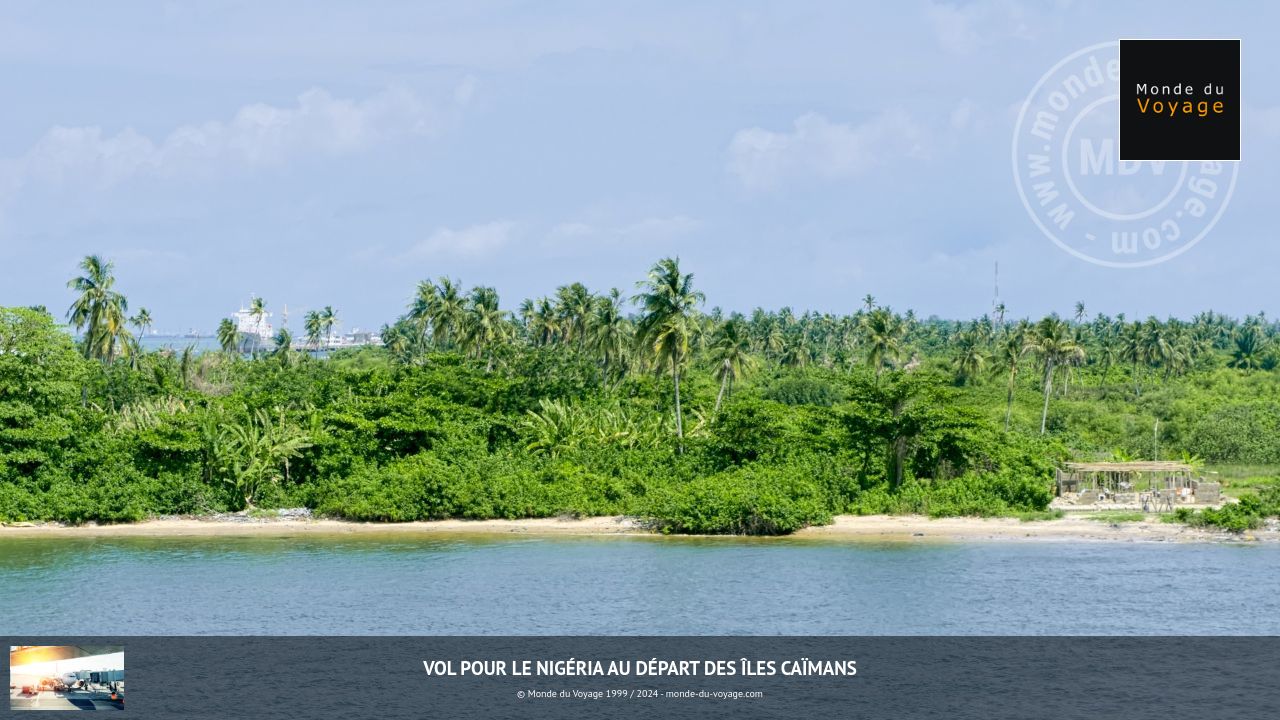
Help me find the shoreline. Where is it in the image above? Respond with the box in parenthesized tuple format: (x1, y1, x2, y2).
(1, 514, 1274, 543)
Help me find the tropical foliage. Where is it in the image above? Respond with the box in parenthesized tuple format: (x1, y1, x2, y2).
(3, 255, 1280, 533)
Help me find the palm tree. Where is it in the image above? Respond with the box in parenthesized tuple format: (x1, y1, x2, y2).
(320, 306, 338, 349)
(462, 286, 511, 370)
(217, 318, 240, 354)
(526, 297, 559, 346)
(179, 345, 194, 389)
(709, 318, 756, 413)
(408, 279, 437, 345)
(588, 289, 629, 379)
(1094, 321, 1120, 388)
(66, 254, 132, 362)
(1119, 321, 1149, 395)
(1228, 324, 1270, 370)
(1073, 301, 1087, 324)
(952, 329, 988, 385)
(1025, 316, 1084, 434)
(248, 297, 267, 353)
(379, 323, 409, 358)
(555, 282, 595, 346)
(997, 322, 1028, 430)
(130, 307, 153, 337)
(303, 310, 324, 351)
(431, 278, 466, 348)
(859, 307, 906, 382)
(271, 328, 296, 366)
(633, 257, 704, 447)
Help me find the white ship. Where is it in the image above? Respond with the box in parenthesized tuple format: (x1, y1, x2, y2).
(233, 299, 273, 348)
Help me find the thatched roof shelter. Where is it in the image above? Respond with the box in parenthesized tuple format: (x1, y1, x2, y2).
(1056, 460, 1199, 499)
(1063, 461, 1192, 473)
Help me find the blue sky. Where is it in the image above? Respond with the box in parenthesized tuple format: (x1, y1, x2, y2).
(1, 1, 1277, 334)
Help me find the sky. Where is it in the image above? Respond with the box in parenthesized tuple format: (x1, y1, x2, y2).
(1, 1, 1277, 334)
(10, 650, 124, 680)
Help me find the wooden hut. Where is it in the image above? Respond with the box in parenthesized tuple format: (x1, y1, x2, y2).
(1055, 461, 1213, 509)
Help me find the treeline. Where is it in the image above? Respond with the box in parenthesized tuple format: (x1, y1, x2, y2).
(2, 255, 1280, 532)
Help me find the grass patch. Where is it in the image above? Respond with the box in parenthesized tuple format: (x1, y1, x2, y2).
(1084, 511, 1148, 523)
(1203, 465, 1280, 498)
(1011, 510, 1064, 522)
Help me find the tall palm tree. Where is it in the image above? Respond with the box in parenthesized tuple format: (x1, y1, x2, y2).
(248, 297, 267, 353)
(462, 286, 511, 370)
(320, 306, 338, 348)
(859, 307, 906, 382)
(408, 279, 438, 346)
(303, 310, 324, 351)
(66, 254, 131, 362)
(588, 289, 629, 379)
(997, 322, 1029, 430)
(217, 318, 240, 354)
(633, 257, 704, 447)
(1119, 321, 1149, 395)
(1094, 320, 1120, 388)
(709, 318, 756, 413)
(555, 282, 595, 346)
(431, 278, 466, 348)
(1025, 316, 1084, 434)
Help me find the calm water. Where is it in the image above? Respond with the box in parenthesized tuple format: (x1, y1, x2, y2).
(1, 535, 1277, 635)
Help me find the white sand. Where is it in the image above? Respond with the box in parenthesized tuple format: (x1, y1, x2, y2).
(1, 513, 1273, 542)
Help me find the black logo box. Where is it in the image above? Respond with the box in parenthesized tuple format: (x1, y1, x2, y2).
(1119, 39, 1240, 161)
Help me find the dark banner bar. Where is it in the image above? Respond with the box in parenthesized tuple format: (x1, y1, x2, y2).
(6, 637, 1279, 719)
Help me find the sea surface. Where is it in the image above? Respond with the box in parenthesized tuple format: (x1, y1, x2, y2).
(1, 535, 1277, 635)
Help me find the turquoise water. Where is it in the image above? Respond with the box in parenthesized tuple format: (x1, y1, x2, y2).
(137, 336, 221, 353)
(1, 535, 1277, 635)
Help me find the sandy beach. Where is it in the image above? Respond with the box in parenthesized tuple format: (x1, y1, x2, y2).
(1, 513, 1275, 543)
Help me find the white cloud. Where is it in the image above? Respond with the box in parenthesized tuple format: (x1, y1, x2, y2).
(4, 86, 441, 193)
(406, 221, 516, 260)
(726, 111, 927, 191)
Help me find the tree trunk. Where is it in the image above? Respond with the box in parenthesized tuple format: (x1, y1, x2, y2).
(1039, 359, 1055, 434)
(1004, 366, 1016, 431)
(713, 361, 730, 414)
(672, 355, 684, 451)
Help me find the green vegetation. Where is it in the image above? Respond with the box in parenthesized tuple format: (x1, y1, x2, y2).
(1171, 487, 1280, 533)
(1085, 511, 1149, 523)
(3, 255, 1280, 534)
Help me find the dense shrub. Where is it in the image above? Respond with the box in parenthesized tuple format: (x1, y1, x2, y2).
(644, 465, 833, 535)
(847, 471, 1053, 518)
(1173, 487, 1280, 532)
(763, 376, 847, 407)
